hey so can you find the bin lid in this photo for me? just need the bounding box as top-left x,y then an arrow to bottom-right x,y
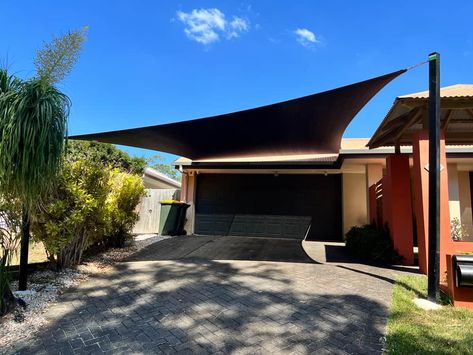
160,199 -> 187,205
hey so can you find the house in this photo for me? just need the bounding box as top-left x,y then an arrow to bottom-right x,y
70,72 -> 473,272
142,167 -> 181,189
175,135 -> 473,242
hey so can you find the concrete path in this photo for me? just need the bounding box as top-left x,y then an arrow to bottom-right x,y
9,236 -> 416,355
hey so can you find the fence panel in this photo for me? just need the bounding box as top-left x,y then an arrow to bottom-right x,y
133,189 -> 180,234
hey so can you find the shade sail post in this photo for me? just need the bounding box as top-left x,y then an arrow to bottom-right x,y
427,52 -> 441,302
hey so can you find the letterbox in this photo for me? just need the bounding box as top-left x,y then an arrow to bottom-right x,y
453,255 -> 473,288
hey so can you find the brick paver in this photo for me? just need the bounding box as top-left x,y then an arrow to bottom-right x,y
8,237 -> 414,354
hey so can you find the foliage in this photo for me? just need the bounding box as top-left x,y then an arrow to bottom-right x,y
385,275 -> 473,354
32,160 -> 145,269
147,154 -> 181,181
0,196 -> 22,315
34,27 -> 88,85
345,224 -> 402,264
451,217 -> 469,241
0,75 -> 70,209
102,171 -> 146,248
31,160 -> 109,269
67,140 -> 146,174
0,26 -> 87,313
0,197 -> 22,261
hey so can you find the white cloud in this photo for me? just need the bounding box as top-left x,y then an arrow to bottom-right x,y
294,28 -> 318,48
227,16 -> 249,39
176,8 -> 250,45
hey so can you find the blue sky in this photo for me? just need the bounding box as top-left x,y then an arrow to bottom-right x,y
1,1 -> 472,163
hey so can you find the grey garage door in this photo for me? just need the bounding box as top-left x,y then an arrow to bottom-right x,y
195,174 -> 342,241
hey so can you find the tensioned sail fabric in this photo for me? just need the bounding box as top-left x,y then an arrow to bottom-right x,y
71,69 -> 406,160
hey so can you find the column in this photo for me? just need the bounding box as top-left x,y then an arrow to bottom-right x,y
384,154 -> 414,265
412,129 -> 451,275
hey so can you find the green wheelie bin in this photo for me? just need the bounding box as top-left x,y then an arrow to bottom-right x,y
159,200 -> 190,236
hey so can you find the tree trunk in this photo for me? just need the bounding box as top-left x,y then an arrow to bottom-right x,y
56,228 -> 87,270
0,281 -> 18,317
1,254 -> 17,317
18,207 -> 30,291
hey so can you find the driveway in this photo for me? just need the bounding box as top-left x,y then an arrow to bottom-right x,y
10,236 -> 415,355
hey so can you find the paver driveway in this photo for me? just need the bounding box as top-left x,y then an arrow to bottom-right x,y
10,236 -> 415,354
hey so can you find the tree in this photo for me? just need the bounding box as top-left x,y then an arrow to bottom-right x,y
66,140 -> 146,174
147,154 -> 181,181
0,27 -> 87,297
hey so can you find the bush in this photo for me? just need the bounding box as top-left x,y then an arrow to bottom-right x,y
451,217 -> 468,241
0,196 -> 22,316
102,170 -> 146,248
31,160 -> 110,269
345,224 -> 402,264
31,160 -> 145,269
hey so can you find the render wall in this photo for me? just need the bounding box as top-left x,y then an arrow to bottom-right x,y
458,170 -> 473,241
342,172 -> 368,236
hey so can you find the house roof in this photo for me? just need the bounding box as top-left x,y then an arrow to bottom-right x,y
143,167 -> 181,188
368,84 -> 473,149
70,70 -> 406,160
173,138 -> 369,165
398,84 -> 473,99
173,137 -> 473,167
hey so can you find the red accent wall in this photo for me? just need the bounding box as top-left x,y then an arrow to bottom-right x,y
412,129 -> 452,275
384,154 -> 414,265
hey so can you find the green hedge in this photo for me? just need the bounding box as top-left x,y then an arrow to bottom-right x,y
345,224 -> 402,264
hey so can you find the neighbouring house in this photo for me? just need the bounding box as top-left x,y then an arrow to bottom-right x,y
142,167 -> 181,189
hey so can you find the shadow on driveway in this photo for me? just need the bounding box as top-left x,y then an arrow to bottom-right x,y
127,235 -> 317,264
8,236 -> 418,354
11,257 -> 392,354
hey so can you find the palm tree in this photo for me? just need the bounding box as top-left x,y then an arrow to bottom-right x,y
0,28 -> 87,299
0,72 -> 71,292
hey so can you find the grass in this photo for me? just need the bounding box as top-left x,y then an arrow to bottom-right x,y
385,275 -> 473,354
10,241 -> 48,265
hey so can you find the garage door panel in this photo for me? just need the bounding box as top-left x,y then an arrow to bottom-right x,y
195,174 -> 342,240
225,215 -> 311,239
194,214 -> 233,235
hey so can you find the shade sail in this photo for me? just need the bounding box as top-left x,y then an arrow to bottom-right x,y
71,69 -> 406,160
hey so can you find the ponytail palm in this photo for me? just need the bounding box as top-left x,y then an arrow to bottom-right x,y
0,75 -> 70,208
0,28 -> 86,297
0,71 -> 71,296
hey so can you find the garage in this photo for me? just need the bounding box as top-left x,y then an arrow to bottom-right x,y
194,173 -> 342,241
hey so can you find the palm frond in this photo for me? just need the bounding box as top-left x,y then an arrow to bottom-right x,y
0,74 -> 70,208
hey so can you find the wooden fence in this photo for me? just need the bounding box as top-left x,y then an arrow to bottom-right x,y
132,189 -> 180,234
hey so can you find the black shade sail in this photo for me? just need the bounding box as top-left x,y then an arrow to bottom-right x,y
71,69 -> 406,160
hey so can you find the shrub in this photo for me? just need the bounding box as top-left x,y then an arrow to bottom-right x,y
31,160 -> 110,269
450,217 -> 468,241
0,196 -> 22,316
102,170 -> 146,248
345,224 -> 402,264
31,159 -> 145,269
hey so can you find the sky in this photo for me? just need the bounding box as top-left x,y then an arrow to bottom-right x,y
1,1 -> 473,164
